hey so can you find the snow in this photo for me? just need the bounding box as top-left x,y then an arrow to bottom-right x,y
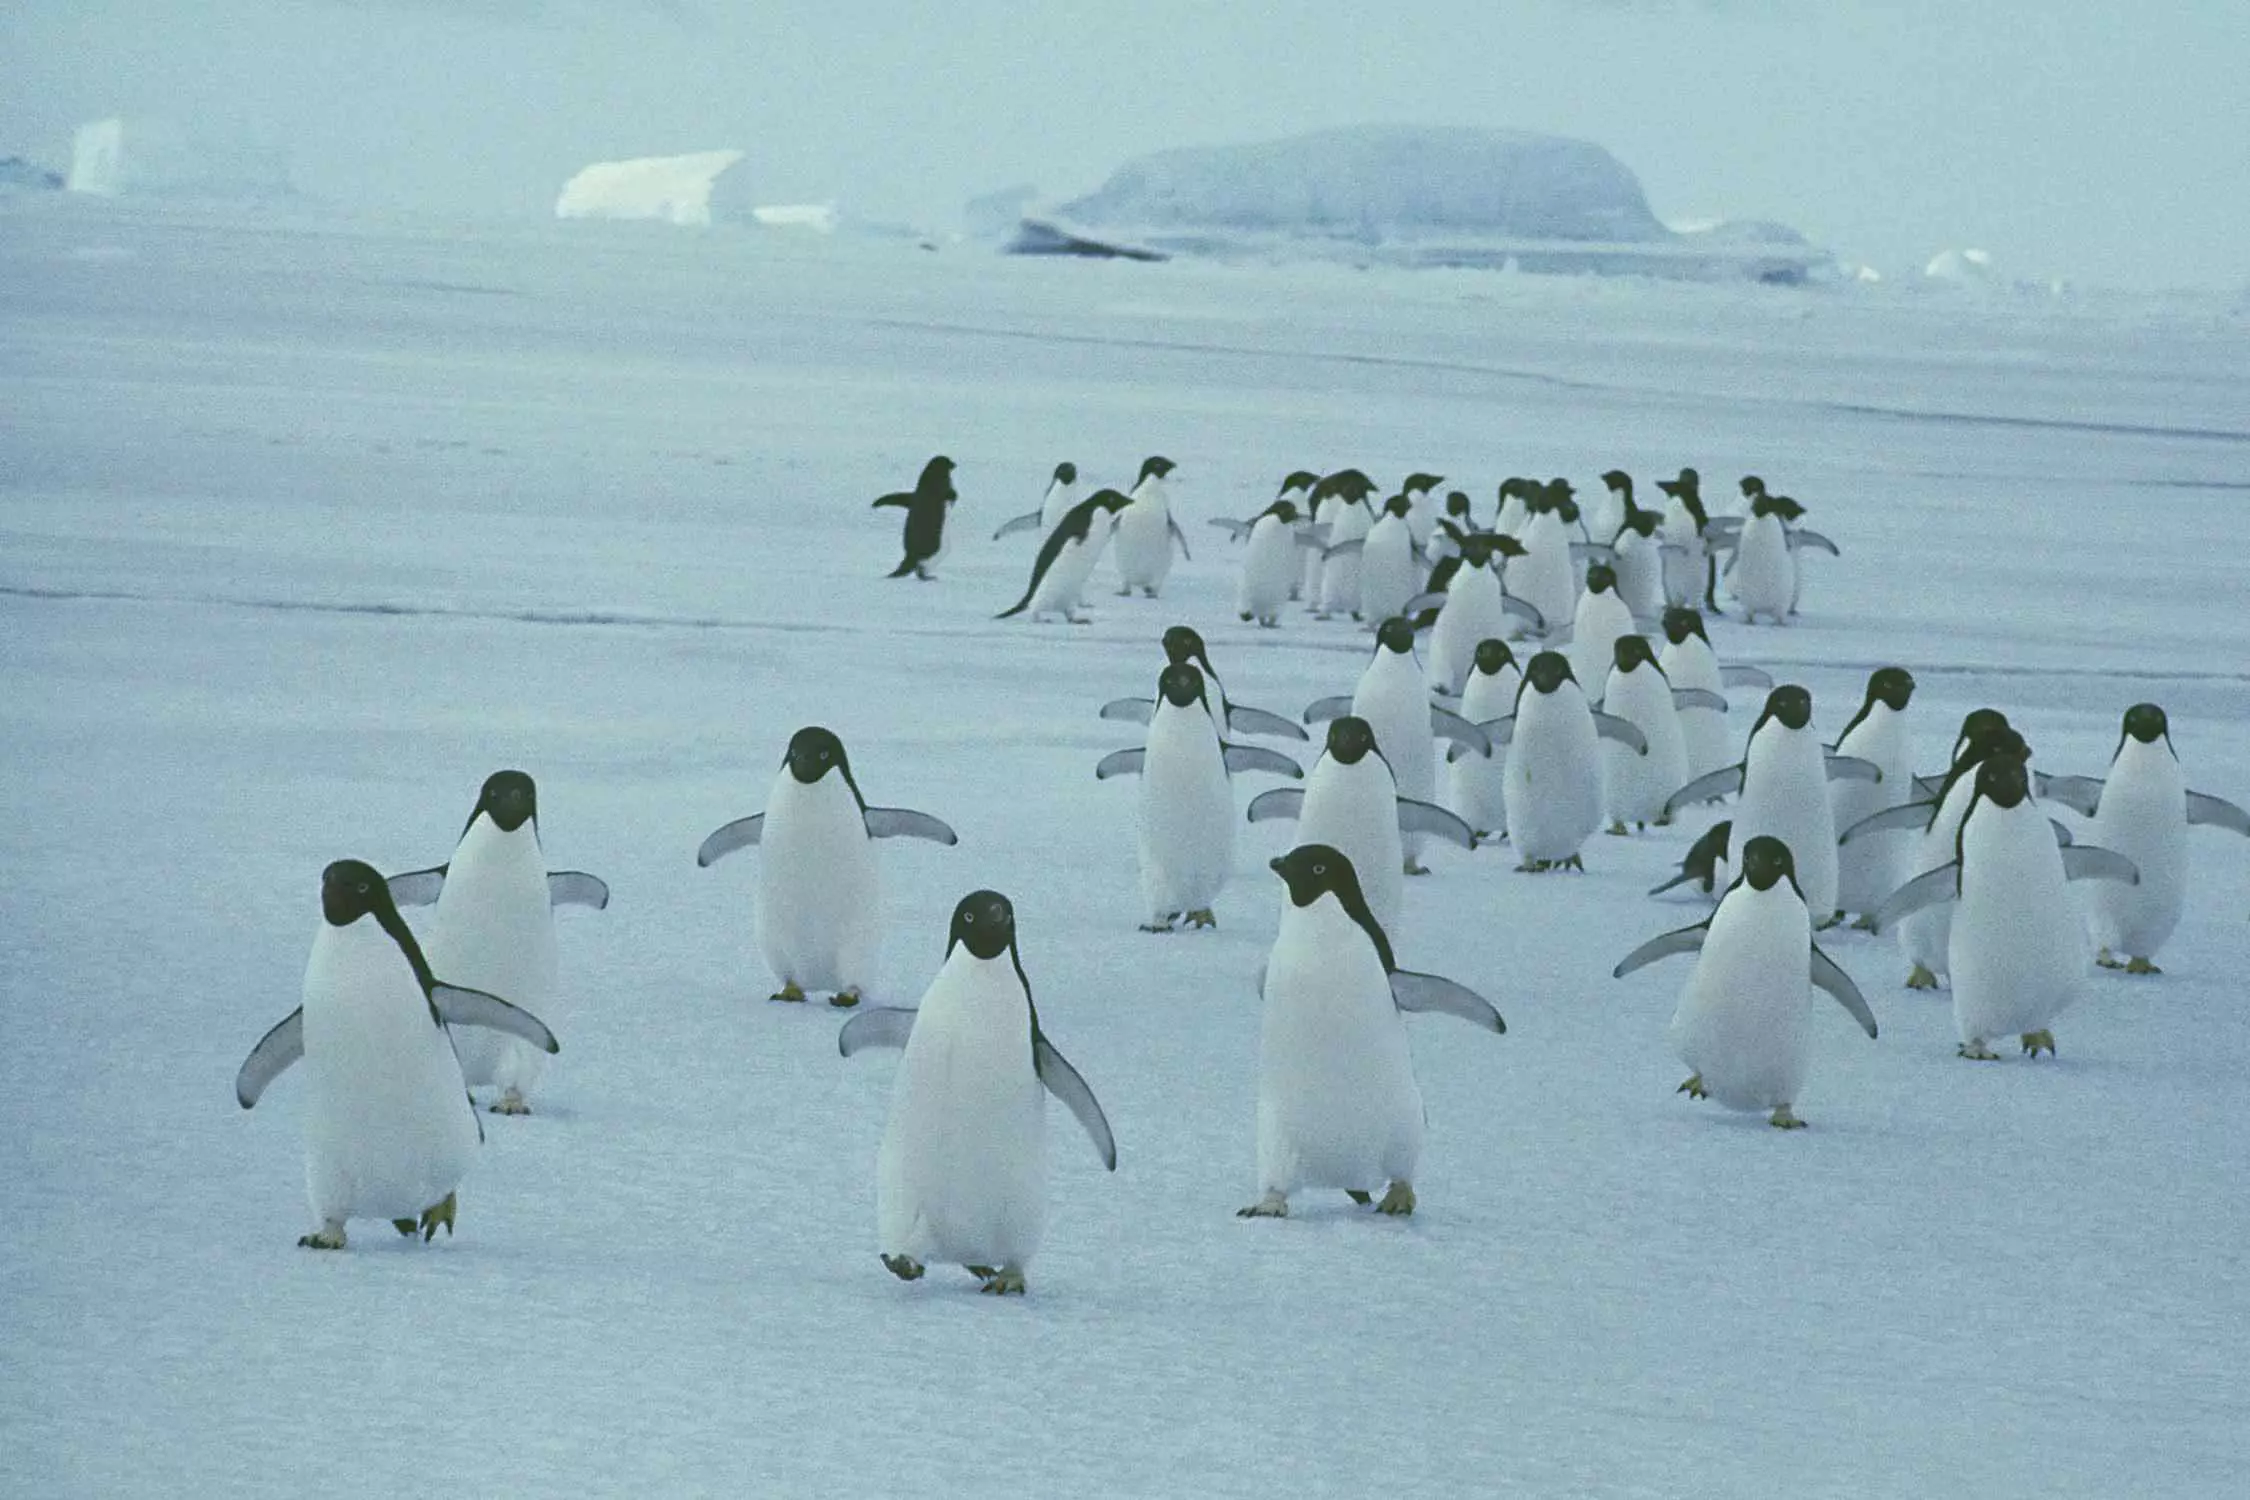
65,117 -> 291,201
555,149 -> 750,227
3,193 -> 2248,1498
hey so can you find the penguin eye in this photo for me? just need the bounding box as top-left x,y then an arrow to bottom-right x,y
963,913 -> 975,925
1312,862 -> 1327,877
355,881 -> 369,895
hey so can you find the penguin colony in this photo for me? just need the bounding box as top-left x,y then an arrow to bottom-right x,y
237,454 -> 2250,1293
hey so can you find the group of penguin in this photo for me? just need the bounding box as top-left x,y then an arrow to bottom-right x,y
237,456 -> 2249,1296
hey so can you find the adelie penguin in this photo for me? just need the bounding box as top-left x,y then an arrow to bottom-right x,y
873,455 -> 957,580
236,860 -> 559,1250
1310,469 -> 1380,619
1413,528 -> 1536,695
1444,639 -> 1521,843
1655,467 -> 1716,610
1111,455 -> 1190,597
1238,844 -> 1503,1220
386,770 -> 607,1116
1231,498 -> 1326,627
1829,668 -> 1918,928
697,727 -> 958,1006
1481,650 -> 1649,872
1098,625 -> 1308,741
1598,634 -> 1697,835
1614,836 -> 1877,1129
991,461 -> 1079,541
839,890 -> 1116,1295
1657,607 -> 1773,789
996,489 -> 1133,623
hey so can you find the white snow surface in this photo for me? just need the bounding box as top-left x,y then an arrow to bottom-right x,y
555,149 -> 748,227
3,195 -> 2249,1498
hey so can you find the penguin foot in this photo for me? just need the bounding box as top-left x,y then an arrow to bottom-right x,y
1654,814 -> 1672,828
1258,618 -> 1279,629
1769,1104 -> 1807,1130
2124,956 -> 2161,975
771,982 -> 807,1003
880,1253 -> 924,1281
392,1218 -> 419,1237
298,1223 -> 347,1251
1677,1074 -> 1708,1100
979,1265 -> 1027,1295
1957,1040 -> 2003,1061
1068,614 -> 1092,627
1239,612 -> 1254,622
2020,1030 -> 2056,1058
2095,947 -> 2122,970
1375,1181 -> 1416,1217
1515,858 -> 1547,873
965,1264 -> 997,1280
488,1088 -> 530,1116
1184,908 -> 1217,929
1236,1191 -> 1289,1219
1814,912 -> 1844,931
1905,964 -> 1940,991
1115,586 -> 1133,597
1605,821 -> 1629,836
1851,913 -> 1880,933
1137,918 -> 1178,934
1345,1190 -> 1373,1206
1561,854 -> 1584,872
1403,858 -> 1429,876
829,988 -> 862,1009
418,1193 -> 456,1242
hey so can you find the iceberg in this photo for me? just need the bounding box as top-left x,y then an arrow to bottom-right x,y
554,150 -> 753,227
66,118 -> 290,200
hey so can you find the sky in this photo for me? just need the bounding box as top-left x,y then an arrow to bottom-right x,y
2,0 -> 2244,289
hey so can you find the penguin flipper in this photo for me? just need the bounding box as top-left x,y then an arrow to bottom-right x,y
870,492 -> 913,511
2187,790 -> 2250,836
696,815 -> 765,867
1034,1036 -> 1117,1171
1095,749 -> 1147,780
1167,516 -> 1192,560
2049,819 -> 2075,847
1222,745 -> 1304,780
1302,695 -> 1355,725
1208,517 -> 1255,542
1476,714 -> 1516,747
1593,712 -> 1650,756
1671,687 -> 1729,713
1665,765 -> 1745,816
1870,864 -> 1960,933
1912,773 -> 1946,798
838,1006 -> 917,1057
1245,787 -> 1306,824
2061,846 -> 2140,885
1429,706 -> 1491,756
432,983 -> 559,1055
1401,590 -> 1450,616
1225,703 -> 1312,742
863,808 -> 959,845
1397,797 -> 1478,851
1098,697 -> 1156,725
1719,665 -> 1775,690
1500,595 -> 1546,631
1840,801 -> 1934,845
991,510 -> 1044,541
387,866 -> 448,906
547,871 -> 610,909
2039,775 -> 2105,816
1569,542 -> 1615,564
1294,526 -> 1332,552
1389,970 -> 1504,1033
1322,538 -> 1365,559
1790,529 -> 1841,556
1825,754 -> 1884,784
235,1007 -> 304,1109
1612,923 -> 1708,978
1809,945 -> 1878,1038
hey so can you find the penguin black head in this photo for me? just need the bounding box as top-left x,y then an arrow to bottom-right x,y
1660,607 -> 1708,646
1739,835 -> 1796,893
1957,707 -> 2010,750
1158,662 -> 1206,709
1585,562 -> 1618,595
1270,843 -> 1368,909
947,888 -> 1017,962
1473,638 -> 1517,677
1404,472 -> 1444,493
784,726 -> 849,785
2122,703 -> 2169,745
1137,456 -> 1176,484
917,455 -> 956,491
1525,650 -> 1575,694
474,769 -> 537,834
1601,468 -> 1632,496
1161,624 -> 1209,671
1620,507 -> 1659,537
1658,466 -> 1700,498
1541,478 -> 1575,511
1753,492 -> 1806,522
320,858 -> 395,928
1445,490 -> 1472,517
1384,492 -> 1413,518
1375,617 -> 1417,655
1267,499 -> 1301,524
1613,634 -> 1656,673
1498,477 -> 1533,504
1740,475 -> 1766,499
1867,667 -> 1915,712
1974,752 -> 2032,810
1323,468 -> 1375,501
1762,685 -> 1813,732
1053,460 -> 1077,484
1325,715 -> 1380,766
1091,488 -> 1135,514
1281,469 -> 1320,495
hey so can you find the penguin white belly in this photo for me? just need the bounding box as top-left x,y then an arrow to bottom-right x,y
1358,518 -> 1417,628
1668,884 -> 1813,1112
1660,639 -> 1731,781
1298,759 -> 1405,935
1496,495 -> 1529,539
1139,709 -> 1235,922
1428,569 -> 1506,696
1354,662 -> 1436,861
1237,516 -> 1297,625
1732,514 -> 1796,623
1899,782 -> 1977,979
1588,492 -> 1625,551
1257,904 -> 1423,1194
1661,507 -> 1707,607
1949,804 -> 2083,1045
425,822 -> 559,1097
1041,481 -> 1078,534
1504,692 -> 1603,864
1513,517 -> 1577,638
1832,710 -> 1911,916
1303,497 -> 1339,602
1736,733 -> 1840,918
1613,533 -> 1664,622
877,959 -> 1047,1269
2086,749 -> 2188,959
757,776 -> 879,993
1567,592 -> 1635,691
302,921 -> 479,1225
1319,507 -> 1370,616
1113,490 -> 1173,592
1600,668 -> 1687,828
1447,667 -> 1519,839
1033,532 -> 1103,619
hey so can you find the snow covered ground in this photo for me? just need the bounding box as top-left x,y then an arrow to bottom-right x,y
4,197 -> 2248,1497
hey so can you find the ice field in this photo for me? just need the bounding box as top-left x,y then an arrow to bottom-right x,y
4,198 -> 2248,1497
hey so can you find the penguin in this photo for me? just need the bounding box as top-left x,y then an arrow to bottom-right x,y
1495,477 -> 1536,539
1614,836 -> 1877,1129
996,489 -> 1133,623
1665,685 -> 1879,923
1655,467 -> 1715,610
990,461 -> 1078,541
1238,844 -> 1503,1220
1598,635 -> 1691,835
1589,470 -> 1632,555
1728,491 -> 1803,624
1829,668 -> 1918,928
1233,498 -> 1323,627
697,727 -> 958,1006
1650,819 -> 1733,899
1111,455 -> 1190,597
1314,470 -> 1379,619
1304,618 -> 1489,874
1486,650 -> 1649,872
2042,703 -> 2250,973
1419,530 -> 1536,695
1423,491 -> 1481,568
1400,471 -> 1446,555
386,770 -> 607,1116
873,455 -> 957,580
1445,639 -> 1521,842
235,859 -> 559,1249
1608,501 -> 1667,625
1247,716 -> 1475,938
1730,477 -> 1838,618
1565,562 -> 1639,690
1097,625 -> 1309,741
1508,482 -> 1580,639
1355,493 -> 1421,628
839,890 -> 1115,1294
1657,608 -> 1771,786
1095,662 -> 1301,931
1873,754 -> 2139,1059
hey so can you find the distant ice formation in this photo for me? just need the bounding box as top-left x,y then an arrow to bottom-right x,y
0,156 -> 64,192
1923,247 -> 1999,285
66,118 -> 290,199
554,150 -> 752,227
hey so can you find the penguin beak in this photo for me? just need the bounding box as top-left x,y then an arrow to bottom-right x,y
1267,858 -> 1286,876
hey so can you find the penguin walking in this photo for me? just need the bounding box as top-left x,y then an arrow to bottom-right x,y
235,860 -> 559,1249
2041,703 -> 2250,973
1445,640 -> 1521,842
1728,492 -> 1801,624
1098,625 -> 1309,741
1111,456 -> 1190,597
990,461 -> 1078,541
1239,844 -> 1503,1219
1829,668 -> 1917,928
697,727 -> 958,1006
1589,470 -> 1632,556
1419,530 -> 1536,696
1657,608 -> 1771,787
1095,663 -> 1301,932
1564,562 -> 1640,690
1354,493 -> 1421,628
1508,482 -> 1580,640
1598,636 -> 1693,835
1314,472 -> 1378,619
1608,503 -> 1667,626
1874,754 -> 2139,1059
1486,651 -> 1648,872
1495,477 -> 1536,539
1400,472 -> 1446,556
1614,836 -> 1877,1129
839,891 -> 1116,1294
1655,467 -> 1715,610
873,455 -> 957,580
1730,477 -> 1838,618
996,490 -> 1133,623
1233,499 -> 1324,627
386,770 -> 607,1116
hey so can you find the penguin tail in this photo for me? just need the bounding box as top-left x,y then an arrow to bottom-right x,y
887,554 -> 919,579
